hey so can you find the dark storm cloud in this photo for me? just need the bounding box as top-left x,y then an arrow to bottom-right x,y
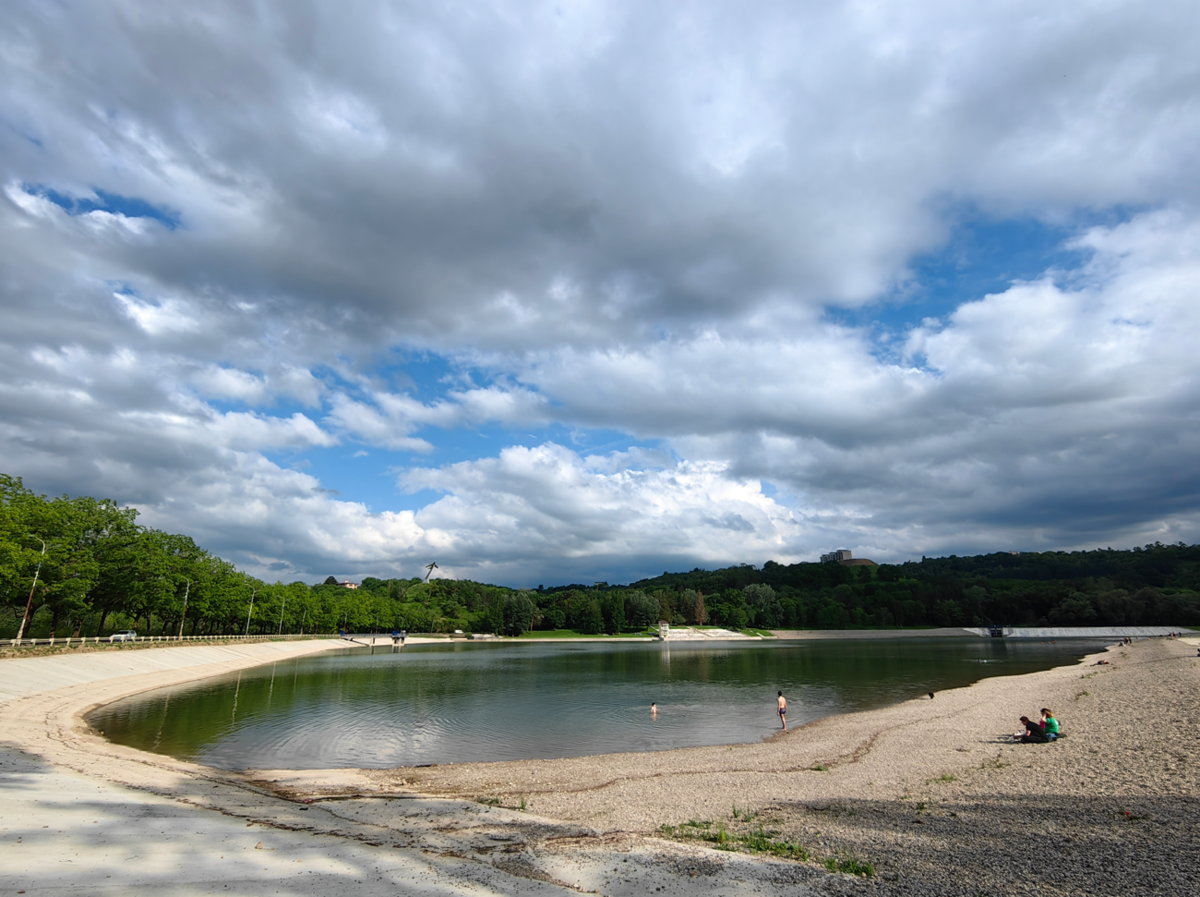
2,1 -> 1200,582
8,0 -> 1198,352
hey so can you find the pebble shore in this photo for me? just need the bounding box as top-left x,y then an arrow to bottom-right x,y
349,635 -> 1198,895
1,634 -> 1195,895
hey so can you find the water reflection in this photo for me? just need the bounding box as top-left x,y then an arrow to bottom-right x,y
89,638 -> 1102,771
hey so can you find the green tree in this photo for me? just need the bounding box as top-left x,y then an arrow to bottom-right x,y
624,590 -> 658,629
579,600 -> 604,634
501,593 -> 536,636
600,593 -> 625,634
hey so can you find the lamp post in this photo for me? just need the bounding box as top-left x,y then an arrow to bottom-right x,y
15,539 -> 47,642
177,579 -> 192,639
277,591 -> 287,635
244,587 -> 257,637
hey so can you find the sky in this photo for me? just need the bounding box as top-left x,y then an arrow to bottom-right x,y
2,0 -> 1199,587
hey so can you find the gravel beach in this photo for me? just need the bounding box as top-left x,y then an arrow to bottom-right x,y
2,635 -> 1196,895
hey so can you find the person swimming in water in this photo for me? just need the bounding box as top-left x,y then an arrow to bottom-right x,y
777,691 -> 788,731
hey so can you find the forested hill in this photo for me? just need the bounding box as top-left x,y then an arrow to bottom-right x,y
624,545 -> 1200,630
3,472 -> 1198,639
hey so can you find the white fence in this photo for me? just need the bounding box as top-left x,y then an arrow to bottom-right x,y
7,632 -> 333,649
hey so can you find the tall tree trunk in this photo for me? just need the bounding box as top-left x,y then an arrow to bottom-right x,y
50,605 -> 60,638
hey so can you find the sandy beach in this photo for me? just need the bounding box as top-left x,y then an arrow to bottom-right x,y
2,634 -> 1197,895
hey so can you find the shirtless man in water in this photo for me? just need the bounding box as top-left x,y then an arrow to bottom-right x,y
777,691 -> 788,731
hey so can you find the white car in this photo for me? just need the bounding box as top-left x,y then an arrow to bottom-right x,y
109,630 -> 137,643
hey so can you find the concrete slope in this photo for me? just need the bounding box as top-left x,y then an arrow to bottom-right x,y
962,626 -> 1188,639
0,639 -> 348,703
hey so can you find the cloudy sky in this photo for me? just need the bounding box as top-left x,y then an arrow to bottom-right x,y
3,0 -> 1199,586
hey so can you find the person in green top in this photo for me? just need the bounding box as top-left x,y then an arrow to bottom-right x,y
1040,708 -> 1060,740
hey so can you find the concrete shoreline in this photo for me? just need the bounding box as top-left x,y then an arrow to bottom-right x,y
2,633 -> 1197,895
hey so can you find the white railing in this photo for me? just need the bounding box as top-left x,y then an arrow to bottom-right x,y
6,632 -> 334,649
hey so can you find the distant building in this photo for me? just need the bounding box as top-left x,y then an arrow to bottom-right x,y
338,581 -> 359,590
819,549 -> 877,567
820,549 -> 853,563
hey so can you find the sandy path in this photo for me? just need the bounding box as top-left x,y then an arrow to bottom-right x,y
2,635 -> 1197,895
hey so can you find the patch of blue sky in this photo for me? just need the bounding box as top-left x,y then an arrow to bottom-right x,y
23,183 -> 180,229
278,421 -> 667,512
213,349 -> 669,509
825,207 -> 1140,347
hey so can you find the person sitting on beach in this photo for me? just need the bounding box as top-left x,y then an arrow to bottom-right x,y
1016,716 -> 1049,744
1040,708 -> 1060,740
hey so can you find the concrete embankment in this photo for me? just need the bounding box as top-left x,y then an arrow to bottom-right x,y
771,627 -> 977,639
773,626 -> 1192,640
0,638 -> 350,703
962,625 -> 1188,639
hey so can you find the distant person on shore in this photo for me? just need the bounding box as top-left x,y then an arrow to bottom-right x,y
1016,716 -> 1049,744
777,691 -> 788,731
1040,708 -> 1060,740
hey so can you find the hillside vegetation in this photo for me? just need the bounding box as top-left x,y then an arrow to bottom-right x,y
3,474 -> 1198,639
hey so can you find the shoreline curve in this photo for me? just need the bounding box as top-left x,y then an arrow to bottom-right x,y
2,634 -> 1197,896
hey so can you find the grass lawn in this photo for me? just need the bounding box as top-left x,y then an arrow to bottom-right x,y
515,629 -> 659,639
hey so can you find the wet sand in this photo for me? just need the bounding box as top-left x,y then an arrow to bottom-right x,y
2,635 -> 1197,895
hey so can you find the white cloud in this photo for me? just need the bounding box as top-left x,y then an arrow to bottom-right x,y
190,364 -> 267,401
201,410 -> 337,452
400,442 -> 810,579
325,383 -> 549,449
2,1 -> 1199,582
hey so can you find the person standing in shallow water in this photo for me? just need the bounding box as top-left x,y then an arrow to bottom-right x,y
777,691 -> 788,731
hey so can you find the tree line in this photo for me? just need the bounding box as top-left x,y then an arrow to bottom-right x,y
4,474 -> 1199,640
622,546 -> 1200,630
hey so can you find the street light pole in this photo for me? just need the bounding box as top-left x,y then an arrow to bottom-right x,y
277,592 -> 287,635
15,539 -> 47,642
245,587 -> 257,637
177,579 -> 191,639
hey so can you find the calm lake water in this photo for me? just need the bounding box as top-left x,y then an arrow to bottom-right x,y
89,638 -> 1102,770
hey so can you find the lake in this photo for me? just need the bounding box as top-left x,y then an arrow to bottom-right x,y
88,637 -> 1102,770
